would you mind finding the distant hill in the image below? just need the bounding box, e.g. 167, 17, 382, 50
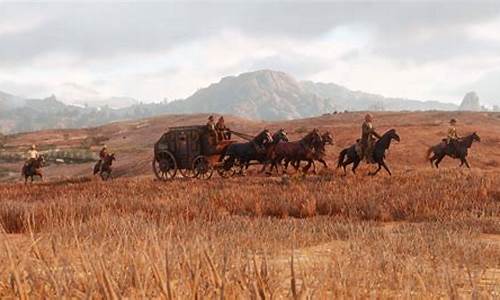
459, 91, 482, 111
1, 69, 459, 133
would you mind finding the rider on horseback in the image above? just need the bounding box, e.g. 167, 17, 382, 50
360, 113, 381, 163
95, 145, 108, 172
26, 144, 39, 166
446, 118, 460, 153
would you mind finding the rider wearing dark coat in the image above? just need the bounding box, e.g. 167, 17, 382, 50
206, 115, 218, 145
95, 145, 108, 172
215, 116, 231, 140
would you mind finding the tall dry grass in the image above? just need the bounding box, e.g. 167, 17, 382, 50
0, 169, 499, 297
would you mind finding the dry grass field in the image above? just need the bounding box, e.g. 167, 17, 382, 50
1, 112, 500, 298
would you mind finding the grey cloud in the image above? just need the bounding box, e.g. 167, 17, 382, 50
247, 54, 329, 78
459, 70, 500, 104
1, 2, 500, 65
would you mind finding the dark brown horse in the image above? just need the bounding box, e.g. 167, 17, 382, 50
94, 153, 115, 180
22, 156, 45, 183
427, 132, 480, 168
219, 130, 274, 175
268, 129, 323, 175
286, 131, 334, 174
338, 129, 400, 176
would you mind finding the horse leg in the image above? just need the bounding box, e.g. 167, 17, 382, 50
461, 158, 471, 169
303, 160, 313, 174
380, 161, 392, 176
429, 154, 437, 168
369, 164, 382, 176
352, 158, 360, 174
319, 158, 328, 169
259, 162, 266, 173
435, 154, 445, 168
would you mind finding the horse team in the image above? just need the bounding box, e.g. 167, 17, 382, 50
220, 127, 402, 177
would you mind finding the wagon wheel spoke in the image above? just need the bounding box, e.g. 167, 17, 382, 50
179, 167, 197, 178
217, 155, 236, 178
193, 156, 213, 180
153, 151, 177, 181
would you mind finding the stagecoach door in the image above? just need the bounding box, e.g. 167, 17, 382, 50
176, 130, 201, 169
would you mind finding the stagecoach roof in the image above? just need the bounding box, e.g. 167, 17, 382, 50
166, 125, 207, 132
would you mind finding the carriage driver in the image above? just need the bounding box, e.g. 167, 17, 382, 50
216, 116, 231, 140
206, 115, 218, 144
360, 113, 381, 163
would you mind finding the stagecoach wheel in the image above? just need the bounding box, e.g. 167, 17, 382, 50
179, 167, 197, 179
217, 155, 236, 178
193, 155, 213, 180
153, 151, 177, 181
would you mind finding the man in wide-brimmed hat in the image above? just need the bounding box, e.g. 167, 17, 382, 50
447, 118, 459, 143
360, 113, 381, 163
445, 118, 460, 153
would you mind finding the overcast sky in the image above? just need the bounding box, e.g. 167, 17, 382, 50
1, 1, 500, 105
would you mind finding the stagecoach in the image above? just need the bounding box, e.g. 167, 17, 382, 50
152, 125, 237, 180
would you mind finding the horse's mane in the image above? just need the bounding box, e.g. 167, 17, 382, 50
375, 129, 398, 148
382, 129, 396, 137
253, 130, 271, 144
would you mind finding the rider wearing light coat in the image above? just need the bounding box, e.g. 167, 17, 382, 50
360, 113, 381, 163
26, 144, 39, 165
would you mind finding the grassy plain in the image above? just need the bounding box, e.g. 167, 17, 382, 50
1, 112, 499, 298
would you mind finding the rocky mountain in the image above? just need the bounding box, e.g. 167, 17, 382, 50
165, 70, 332, 120
1, 70, 460, 134
300, 81, 457, 112
167, 70, 458, 119
459, 91, 482, 111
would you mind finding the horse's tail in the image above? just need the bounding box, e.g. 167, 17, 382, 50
425, 146, 434, 161
337, 148, 348, 168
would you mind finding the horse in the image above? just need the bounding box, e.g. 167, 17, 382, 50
337, 129, 400, 176
258, 129, 289, 173
219, 130, 274, 175
286, 131, 334, 174
426, 132, 480, 168
21, 156, 45, 183
268, 129, 323, 175
94, 153, 115, 180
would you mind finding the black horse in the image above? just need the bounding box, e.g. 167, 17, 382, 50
427, 132, 480, 168
21, 156, 45, 183
338, 129, 400, 176
219, 129, 274, 174
258, 129, 289, 173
